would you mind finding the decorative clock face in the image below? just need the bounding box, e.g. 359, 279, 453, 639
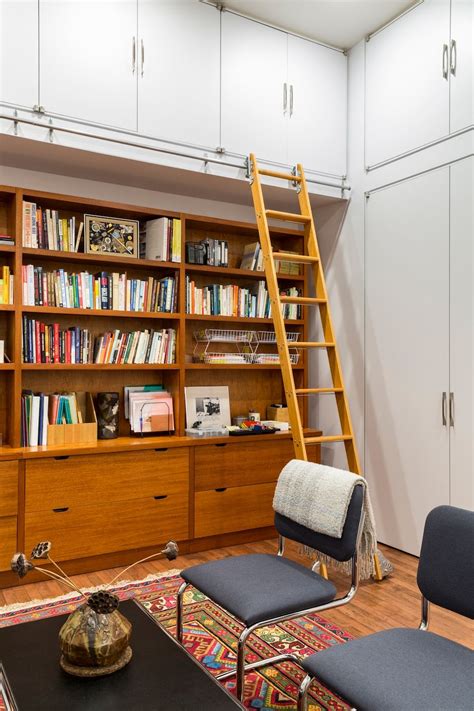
84, 216, 139, 258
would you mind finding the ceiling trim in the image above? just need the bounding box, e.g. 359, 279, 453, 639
366, 0, 423, 42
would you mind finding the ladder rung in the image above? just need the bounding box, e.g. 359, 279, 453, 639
273, 252, 318, 264
296, 388, 344, 394
266, 209, 311, 224
280, 296, 326, 304
295, 342, 335, 348
304, 435, 353, 444
258, 168, 302, 182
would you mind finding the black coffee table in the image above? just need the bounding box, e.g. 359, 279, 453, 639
0, 599, 242, 710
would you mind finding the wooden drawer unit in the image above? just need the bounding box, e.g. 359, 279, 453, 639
0, 461, 18, 517
25, 493, 189, 562
25, 448, 189, 512
194, 482, 275, 538
0, 516, 17, 571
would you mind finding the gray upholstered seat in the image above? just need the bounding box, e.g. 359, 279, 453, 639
301, 627, 474, 711
182, 553, 337, 626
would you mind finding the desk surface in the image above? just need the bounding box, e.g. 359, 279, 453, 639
0, 600, 242, 710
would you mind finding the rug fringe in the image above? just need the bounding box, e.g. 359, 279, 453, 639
0, 569, 181, 615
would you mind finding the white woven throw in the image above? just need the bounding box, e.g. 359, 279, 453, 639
273, 459, 377, 579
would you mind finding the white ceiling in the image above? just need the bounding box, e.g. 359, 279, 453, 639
220, 0, 417, 49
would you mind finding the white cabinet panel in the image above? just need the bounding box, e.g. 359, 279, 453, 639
366, 0, 450, 167
138, 0, 220, 148
0, 0, 38, 107
40, 0, 137, 130
450, 0, 474, 133
449, 157, 473, 509
366, 168, 450, 555
288, 36, 347, 176
221, 13, 288, 164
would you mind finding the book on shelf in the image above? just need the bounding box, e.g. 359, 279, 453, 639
0, 265, 14, 304
21, 390, 92, 446
22, 265, 177, 313
93, 328, 176, 365
0, 234, 15, 246
22, 316, 93, 364
22, 201, 84, 251
186, 237, 228, 267
239, 242, 263, 271
140, 217, 181, 263
273, 251, 301, 275
185, 277, 301, 320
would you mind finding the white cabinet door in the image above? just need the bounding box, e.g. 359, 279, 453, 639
0, 0, 38, 107
221, 12, 288, 164
287, 35, 347, 176
366, 0, 450, 167
449, 157, 473, 509
40, 0, 137, 130
366, 168, 450, 555
138, 0, 220, 148
450, 0, 474, 133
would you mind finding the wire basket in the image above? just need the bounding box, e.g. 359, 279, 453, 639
195, 352, 253, 364
252, 352, 300, 365
255, 331, 300, 344
194, 329, 255, 344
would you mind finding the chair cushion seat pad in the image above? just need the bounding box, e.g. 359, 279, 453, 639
301, 627, 474, 711
182, 554, 337, 627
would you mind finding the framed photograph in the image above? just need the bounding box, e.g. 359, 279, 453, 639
84, 214, 139, 258
185, 386, 231, 430
0, 664, 18, 711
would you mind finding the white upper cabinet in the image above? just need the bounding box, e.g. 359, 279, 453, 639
138, 0, 220, 148
366, 0, 451, 167
40, 0, 138, 130
287, 35, 347, 176
221, 13, 288, 164
0, 0, 38, 108
450, 0, 474, 133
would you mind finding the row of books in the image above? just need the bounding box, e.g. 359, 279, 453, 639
22, 265, 177, 313
185, 277, 302, 320
185, 238, 228, 267
21, 391, 87, 446
0, 234, 14, 247
22, 202, 83, 251
0, 266, 14, 304
140, 217, 182, 263
94, 328, 176, 365
240, 242, 300, 275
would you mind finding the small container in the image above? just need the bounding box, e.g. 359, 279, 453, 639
232, 416, 246, 427
248, 411, 261, 422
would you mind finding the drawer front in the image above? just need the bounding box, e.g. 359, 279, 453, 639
0, 461, 18, 517
195, 438, 319, 490
25, 493, 189, 562
0, 517, 17, 571
194, 482, 275, 538
25, 448, 189, 512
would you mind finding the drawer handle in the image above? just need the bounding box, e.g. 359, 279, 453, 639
215, 443, 227, 448
153, 495, 168, 500
54, 456, 70, 460
154, 448, 168, 452
53, 507, 69, 513
215, 488, 227, 493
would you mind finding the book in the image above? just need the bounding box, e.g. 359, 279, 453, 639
141, 217, 182, 263
0, 266, 14, 304
22, 202, 83, 251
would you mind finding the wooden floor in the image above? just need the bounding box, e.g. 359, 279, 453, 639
1, 540, 472, 648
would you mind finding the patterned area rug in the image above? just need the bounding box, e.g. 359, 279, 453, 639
0, 570, 351, 710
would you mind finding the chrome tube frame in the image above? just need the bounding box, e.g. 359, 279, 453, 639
176, 580, 188, 643
419, 595, 430, 631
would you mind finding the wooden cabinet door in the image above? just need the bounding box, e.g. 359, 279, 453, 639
365, 167, 450, 555
221, 12, 288, 164
287, 35, 347, 177
138, 0, 220, 148
450, 0, 474, 133
0, 0, 38, 108
194, 482, 275, 538
39, 0, 138, 129
366, 0, 450, 167
449, 157, 473, 509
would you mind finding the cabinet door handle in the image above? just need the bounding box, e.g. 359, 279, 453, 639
53, 507, 69, 513
442, 43, 449, 79
449, 392, 455, 427
154, 448, 168, 452
450, 39, 457, 76
215, 488, 227, 493
442, 391, 447, 426
215, 443, 227, 447
141, 39, 145, 77
290, 84, 294, 116
283, 82, 288, 114
153, 495, 168, 500
54, 455, 69, 460
132, 36, 136, 74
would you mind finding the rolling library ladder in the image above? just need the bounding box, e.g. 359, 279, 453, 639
248, 153, 386, 581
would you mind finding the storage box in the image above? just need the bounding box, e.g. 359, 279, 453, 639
47, 392, 97, 446
266, 405, 289, 423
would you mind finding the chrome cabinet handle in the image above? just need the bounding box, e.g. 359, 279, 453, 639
450, 39, 457, 76
442, 43, 449, 79
132, 36, 136, 74
442, 392, 447, 426
283, 82, 287, 114
290, 84, 294, 116
141, 39, 144, 77
449, 392, 455, 427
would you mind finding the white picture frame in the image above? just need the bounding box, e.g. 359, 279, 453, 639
185, 386, 231, 430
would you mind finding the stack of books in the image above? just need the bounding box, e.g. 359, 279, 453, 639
140, 217, 181, 263
21, 391, 89, 446
22, 201, 83, 251
93, 328, 176, 365
22, 265, 177, 313
273, 251, 301, 275
0, 234, 14, 247
239, 242, 263, 271
186, 238, 228, 267
126, 386, 174, 433
0, 266, 14, 304
22, 316, 92, 364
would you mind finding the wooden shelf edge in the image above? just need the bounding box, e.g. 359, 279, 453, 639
186, 363, 304, 370
21, 306, 180, 319
21, 363, 180, 370
185, 314, 304, 325
185, 263, 304, 281
21, 247, 181, 271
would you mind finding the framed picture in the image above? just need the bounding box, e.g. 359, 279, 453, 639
84, 215, 139, 258
185, 386, 231, 430
0, 664, 18, 711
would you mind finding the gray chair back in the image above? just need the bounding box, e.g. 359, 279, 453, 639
274, 483, 364, 562
417, 505, 474, 619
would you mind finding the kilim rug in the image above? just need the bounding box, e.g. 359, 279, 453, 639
0, 570, 352, 710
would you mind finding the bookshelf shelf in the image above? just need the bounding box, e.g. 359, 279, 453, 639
184, 263, 304, 282
21, 247, 179, 272
0, 245, 15, 254
21, 306, 180, 320
185, 363, 304, 370
0, 363, 15, 370
21, 363, 180, 371
185, 314, 304, 325
0, 304, 14, 311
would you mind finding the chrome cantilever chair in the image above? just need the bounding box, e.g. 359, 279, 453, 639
297, 505, 474, 711
176, 480, 366, 703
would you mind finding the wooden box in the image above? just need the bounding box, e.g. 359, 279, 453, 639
47, 392, 97, 446
266, 405, 289, 422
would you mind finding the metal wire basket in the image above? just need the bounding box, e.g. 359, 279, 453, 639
255, 331, 300, 344
252, 352, 300, 365
194, 329, 255, 343
195, 352, 252, 364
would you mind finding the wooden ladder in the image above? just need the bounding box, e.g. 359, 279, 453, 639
248, 153, 383, 581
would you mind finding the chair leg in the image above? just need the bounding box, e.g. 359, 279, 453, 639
297, 674, 313, 711
176, 581, 188, 644
236, 626, 252, 702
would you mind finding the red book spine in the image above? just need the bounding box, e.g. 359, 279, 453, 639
53, 323, 60, 363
